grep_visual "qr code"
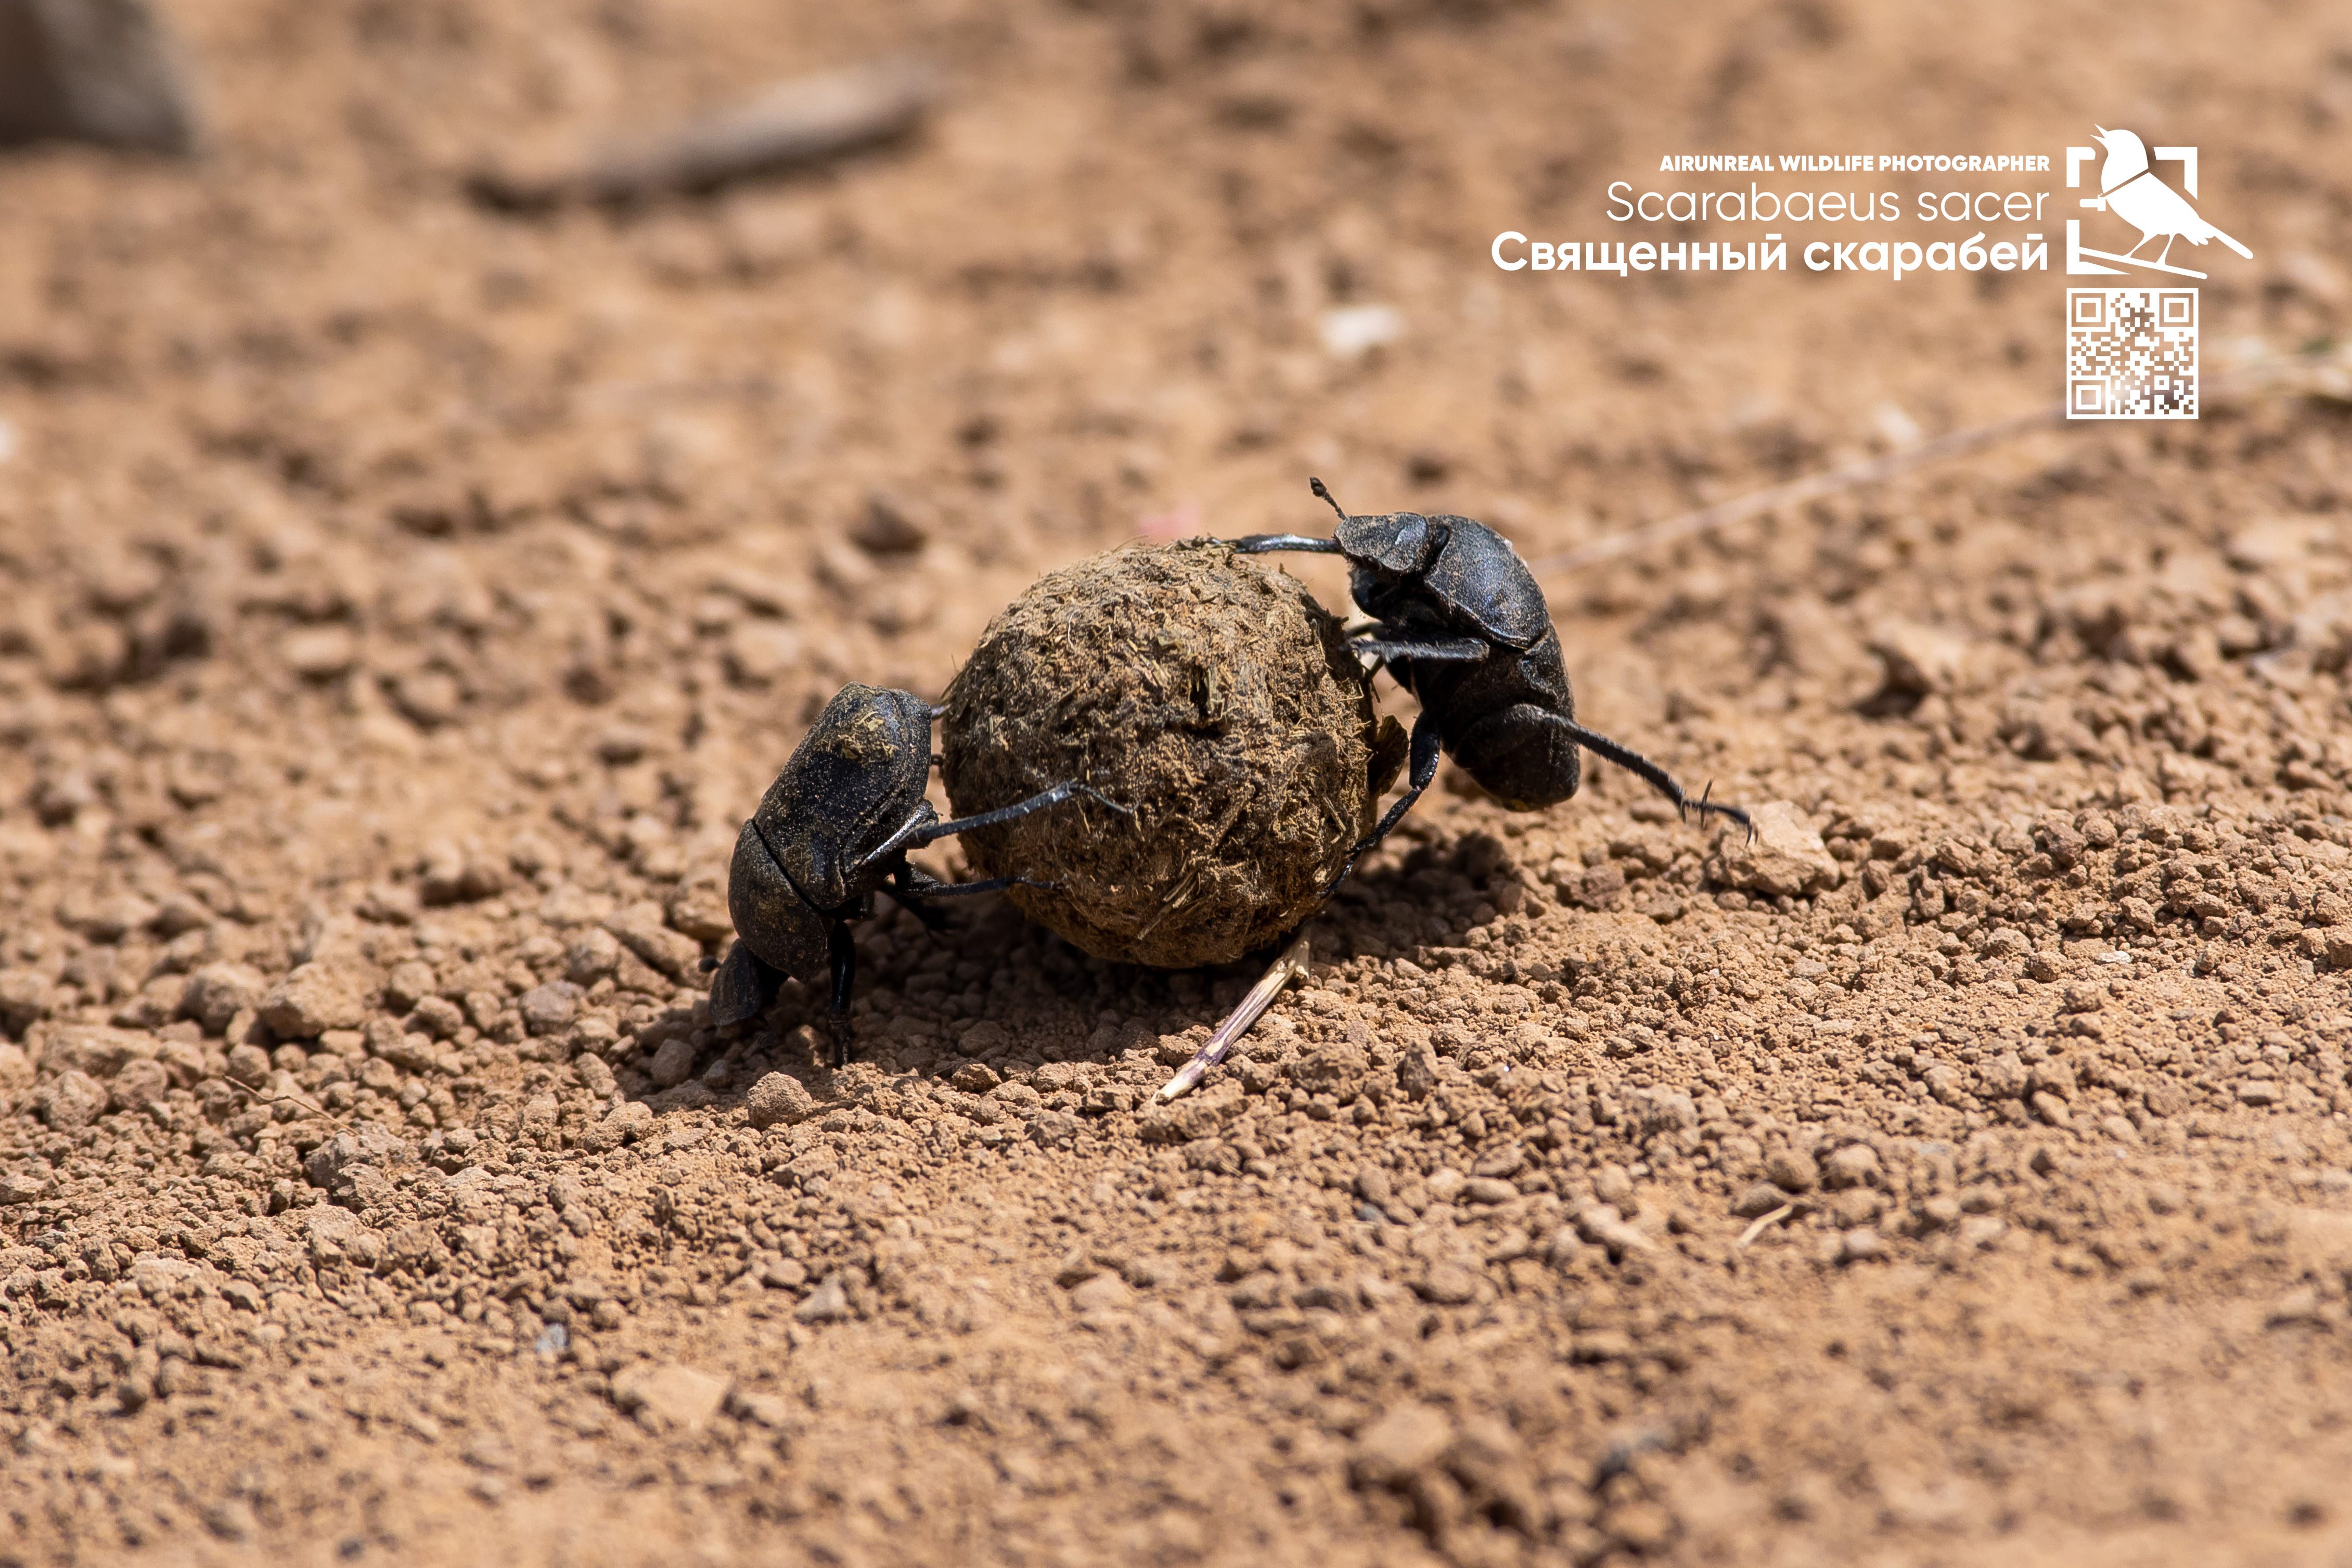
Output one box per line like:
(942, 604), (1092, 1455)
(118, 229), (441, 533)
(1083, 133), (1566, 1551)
(2066, 288), (2196, 419)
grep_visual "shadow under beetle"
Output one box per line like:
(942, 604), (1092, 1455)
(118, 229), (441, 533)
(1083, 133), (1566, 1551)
(1227, 477), (1751, 896)
(711, 681), (1125, 1065)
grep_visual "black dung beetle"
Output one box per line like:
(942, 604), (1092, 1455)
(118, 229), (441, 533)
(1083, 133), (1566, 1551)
(1228, 477), (1750, 893)
(712, 681), (1126, 1064)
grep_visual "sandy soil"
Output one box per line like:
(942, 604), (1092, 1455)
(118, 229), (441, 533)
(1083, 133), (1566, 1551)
(4, 1), (2352, 1564)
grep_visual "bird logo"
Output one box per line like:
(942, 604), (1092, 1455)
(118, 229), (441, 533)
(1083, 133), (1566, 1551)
(2067, 128), (2251, 279)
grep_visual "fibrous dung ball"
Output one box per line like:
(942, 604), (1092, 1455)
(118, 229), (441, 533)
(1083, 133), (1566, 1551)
(942, 542), (1398, 969)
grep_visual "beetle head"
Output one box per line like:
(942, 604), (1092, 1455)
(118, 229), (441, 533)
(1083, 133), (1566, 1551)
(1335, 510), (1440, 578)
(726, 817), (833, 982)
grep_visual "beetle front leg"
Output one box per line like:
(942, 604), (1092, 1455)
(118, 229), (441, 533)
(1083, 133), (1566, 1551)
(1350, 632), (1489, 664)
(883, 862), (954, 934)
(907, 780), (1133, 846)
(1318, 710), (1445, 902)
(826, 920), (857, 1068)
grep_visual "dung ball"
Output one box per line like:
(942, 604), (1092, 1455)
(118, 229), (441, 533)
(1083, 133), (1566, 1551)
(941, 542), (1400, 968)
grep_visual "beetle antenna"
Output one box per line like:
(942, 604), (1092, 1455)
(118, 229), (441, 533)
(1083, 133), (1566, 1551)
(1308, 475), (1348, 525)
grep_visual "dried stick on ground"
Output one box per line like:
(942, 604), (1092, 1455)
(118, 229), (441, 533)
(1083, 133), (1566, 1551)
(473, 58), (939, 208)
(1156, 933), (1313, 1102)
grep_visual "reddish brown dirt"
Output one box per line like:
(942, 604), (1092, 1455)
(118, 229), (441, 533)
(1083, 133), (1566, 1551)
(4, 2), (2352, 1565)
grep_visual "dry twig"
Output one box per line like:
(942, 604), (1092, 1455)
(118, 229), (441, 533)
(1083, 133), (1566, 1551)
(1155, 932), (1312, 1102)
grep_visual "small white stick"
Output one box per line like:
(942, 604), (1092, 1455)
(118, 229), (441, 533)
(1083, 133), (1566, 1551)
(1154, 932), (1312, 1102)
(1736, 1203), (1794, 1250)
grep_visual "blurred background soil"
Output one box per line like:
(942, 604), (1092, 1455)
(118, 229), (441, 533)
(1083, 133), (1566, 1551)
(3, 1), (2352, 1564)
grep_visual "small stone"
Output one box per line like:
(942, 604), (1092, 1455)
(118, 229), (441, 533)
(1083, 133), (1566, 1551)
(1591, 1163), (1635, 1204)
(1570, 1329), (1636, 1363)
(794, 1274), (853, 1323)
(610, 1363), (730, 1434)
(1576, 1206), (1656, 1257)
(565, 929), (622, 986)
(1978, 927), (2032, 961)
(852, 492), (931, 555)
(1707, 802), (1842, 898)
(226, 1043), (272, 1086)
(0, 969), (53, 1033)
(1955, 1215), (2007, 1251)
(1395, 1040), (1440, 1101)
(205, 1499), (258, 1542)
(1471, 1145), (1526, 1180)
(1837, 1228), (1886, 1264)
(182, 962), (268, 1035)
(1290, 1039), (1369, 1094)
(518, 982), (582, 1036)
(1460, 1177), (1519, 1205)
(109, 1058), (170, 1116)
(744, 1072), (817, 1129)
(261, 959), (374, 1039)
(956, 1020), (1008, 1058)
(303, 1126), (417, 1194)
(303, 1206), (383, 1269)
(1820, 1144), (1880, 1189)
(1866, 618), (1970, 698)
(1068, 1275), (1133, 1313)
(57, 891), (159, 942)
(580, 1100), (652, 1153)
(0, 1171), (53, 1205)
(1765, 1147), (1820, 1193)
(1731, 1181), (1790, 1218)
(1603, 1500), (1677, 1553)
(647, 1036), (698, 1089)
(1412, 1264), (1478, 1305)
(726, 622), (804, 687)
(38, 1025), (156, 1078)
(1138, 1080), (1246, 1144)
(602, 908), (702, 983)
(2060, 983), (2106, 1014)
(950, 1061), (1001, 1093)
(1349, 1404), (1453, 1486)
(36, 1070), (106, 1129)
(280, 625), (357, 678)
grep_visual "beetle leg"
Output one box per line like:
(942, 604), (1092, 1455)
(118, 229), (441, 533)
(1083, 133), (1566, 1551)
(855, 800), (944, 871)
(826, 920), (857, 1068)
(1317, 710), (1445, 901)
(908, 780), (1134, 846)
(895, 872), (1060, 897)
(1350, 632), (1490, 663)
(1558, 718), (1754, 836)
(1227, 532), (1345, 556)
(883, 863), (954, 934)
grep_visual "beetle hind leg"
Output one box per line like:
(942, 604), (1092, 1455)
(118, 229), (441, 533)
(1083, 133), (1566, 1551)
(1558, 718), (1753, 836)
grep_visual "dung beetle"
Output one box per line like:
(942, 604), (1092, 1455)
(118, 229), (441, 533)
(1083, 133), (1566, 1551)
(1228, 477), (1750, 894)
(712, 681), (1127, 1064)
